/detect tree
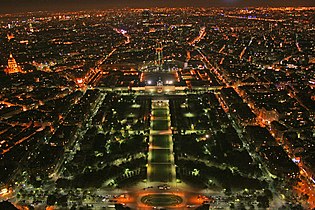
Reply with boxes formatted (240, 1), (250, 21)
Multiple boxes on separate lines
(56, 178), (71, 188)
(257, 195), (269, 208)
(196, 204), (210, 210)
(238, 203), (246, 210)
(57, 195), (68, 207)
(47, 194), (57, 206)
(264, 189), (273, 199)
(0, 201), (18, 210)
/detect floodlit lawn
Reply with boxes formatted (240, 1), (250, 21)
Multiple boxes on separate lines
(152, 135), (171, 148)
(149, 163), (173, 182)
(151, 149), (171, 163)
(152, 120), (169, 130)
(152, 108), (168, 117)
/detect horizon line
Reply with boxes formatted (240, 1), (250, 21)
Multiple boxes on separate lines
(1, 6), (315, 16)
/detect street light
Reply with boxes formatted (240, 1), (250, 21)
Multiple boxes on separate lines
(124, 168), (130, 175)
(192, 169), (200, 176)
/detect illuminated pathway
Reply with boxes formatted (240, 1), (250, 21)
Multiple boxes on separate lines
(148, 100), (176, 183)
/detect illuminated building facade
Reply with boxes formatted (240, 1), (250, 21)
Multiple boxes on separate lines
(4, 54), (23, 74)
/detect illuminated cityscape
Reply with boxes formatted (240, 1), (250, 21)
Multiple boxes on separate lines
(0, 5), (314, 210)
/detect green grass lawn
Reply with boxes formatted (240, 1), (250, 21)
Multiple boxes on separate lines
(152, 135), (171, 148)
(152, 120), (169, 130)
(149, 163), (173, 182)
(151, 149), (171, 163)
(152, 108), (168, 117)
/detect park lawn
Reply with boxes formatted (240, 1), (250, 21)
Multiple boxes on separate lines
(152, 135), (171, 148)
(152, 120), (169, 130)
(151, 149), (171, 163)
(149, 163), (173, 182)
(152, 108), (168, 117)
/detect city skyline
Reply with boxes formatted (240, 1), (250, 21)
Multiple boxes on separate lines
(0, 0), (315, 13)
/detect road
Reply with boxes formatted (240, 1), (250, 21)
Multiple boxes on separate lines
(189, 27), (206, 46)
(52, 91), (107, 179)
(84, 26), (131, 86)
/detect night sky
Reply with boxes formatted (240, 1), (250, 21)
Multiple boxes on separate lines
(0, 0), (314, 13)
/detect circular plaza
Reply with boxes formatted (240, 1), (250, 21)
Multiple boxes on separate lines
(141, 193), (183, 207)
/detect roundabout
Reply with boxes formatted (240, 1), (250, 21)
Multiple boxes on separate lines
(141, 193), (183, 207)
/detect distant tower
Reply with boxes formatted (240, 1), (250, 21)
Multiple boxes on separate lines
(155, 42), (163, 70)
(7, 33), (14, 41)
(5, 53), (22, 74)
(29, 23), (34, 33)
